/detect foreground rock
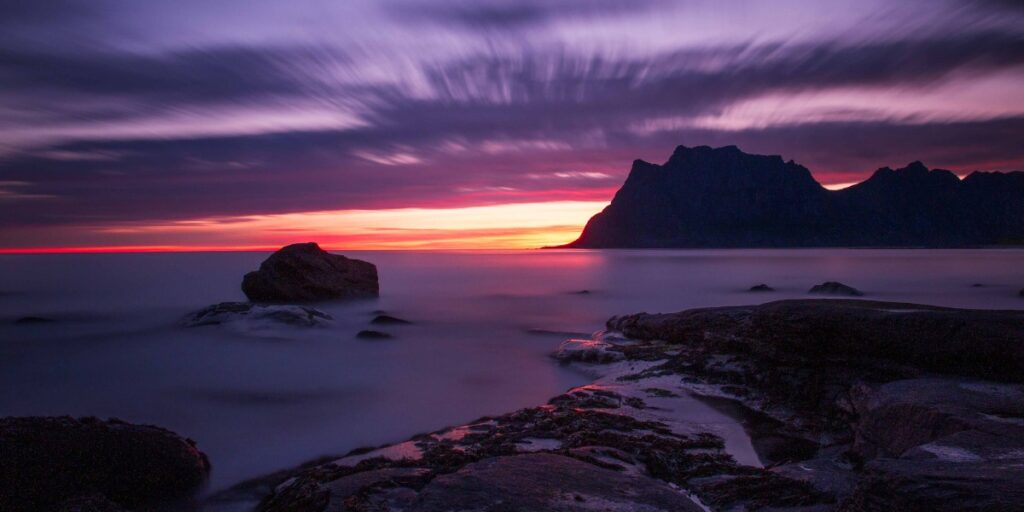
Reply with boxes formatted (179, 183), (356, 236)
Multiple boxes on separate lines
(242, 243), (379, 302)
(808, 281), (863, 296)
(0, 416), (210, 512)
(414, 453), (703, 511)
(184, 301), (332, 327)
(608, 299), (1024, 510)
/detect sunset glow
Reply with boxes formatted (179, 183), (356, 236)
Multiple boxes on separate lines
(0, 201), (609, 253)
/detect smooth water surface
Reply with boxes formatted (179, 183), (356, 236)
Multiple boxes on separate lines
(2, 249), (1023, 491)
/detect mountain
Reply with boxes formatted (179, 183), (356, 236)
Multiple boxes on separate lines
(563, 145), (1024, 248)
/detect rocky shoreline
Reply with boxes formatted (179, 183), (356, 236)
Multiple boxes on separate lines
(206, 298), (1024, 512)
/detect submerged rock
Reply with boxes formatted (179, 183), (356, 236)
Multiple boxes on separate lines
(370, 314), (413, 325)
(748, 283), (774, 292)
(242, 242), (378, 302)
(808, 281), (863, 296)
(184, 302), (332, 327)
(357, 330), (393, 340)
(0, 416), (210, 512)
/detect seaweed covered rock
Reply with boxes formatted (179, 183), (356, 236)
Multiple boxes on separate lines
(0, 416), (210, 512)
(242, 242), (378, 302)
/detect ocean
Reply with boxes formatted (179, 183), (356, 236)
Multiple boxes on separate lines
(2, 249), (1022, 493)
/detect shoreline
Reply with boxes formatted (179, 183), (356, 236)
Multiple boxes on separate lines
(208, 298), (1024, 512)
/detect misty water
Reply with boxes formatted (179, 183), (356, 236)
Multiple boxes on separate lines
(2, 249), (1023, 494)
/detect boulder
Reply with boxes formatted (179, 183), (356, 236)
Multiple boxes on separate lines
(411, 453), (704, 512)
(184, 302), (332, 327)
(808, 281), (863, 296)
(242, 243), (378, 302)
(0, 416), (210, 512)
(749, 284), (774, 292)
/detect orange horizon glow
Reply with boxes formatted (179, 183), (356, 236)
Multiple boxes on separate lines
(0, 200), (609, 254)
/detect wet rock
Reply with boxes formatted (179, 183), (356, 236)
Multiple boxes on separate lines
(0, 416), (210, 512)
(413, 453), (704, 512)
(608, 299), (1024, 509)
(242, 242), (378, 302)
(184, 301), (332, 327)
(609, 299), (1024, 385)
(808, 281), (863, 296)
(748, 283), (774, 292)
(371, 314), (413, 325)
(14, 316), (54, 325)
(553, 338), (625, 363)
(357, 330), (393, 340)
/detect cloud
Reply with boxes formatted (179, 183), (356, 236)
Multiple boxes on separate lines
(1, 23), (1023, 240)
(388, 0), (666, 30)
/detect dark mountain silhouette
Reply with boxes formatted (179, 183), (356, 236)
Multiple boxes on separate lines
(563, 145), (1024, 248)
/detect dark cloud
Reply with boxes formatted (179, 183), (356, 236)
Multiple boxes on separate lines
(389, 0), (664, 30)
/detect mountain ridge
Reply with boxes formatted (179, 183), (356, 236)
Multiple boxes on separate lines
(561, 145), (1024, 248)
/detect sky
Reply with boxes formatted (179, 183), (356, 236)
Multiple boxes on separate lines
(1, 0), (1023, 251)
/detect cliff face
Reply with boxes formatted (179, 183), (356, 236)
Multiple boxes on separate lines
(565, 145), (1024, 248)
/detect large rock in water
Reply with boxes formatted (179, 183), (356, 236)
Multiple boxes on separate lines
(0, 416), (210, 512)
(242, 242), (378, 302)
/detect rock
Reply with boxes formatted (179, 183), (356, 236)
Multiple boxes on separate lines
(357, 330), (393, 340)
(14, 316), (54, 325)
(0, 416), (210, 512)
(241, 242), (378, 302)
(808, 281), (863, 296)
(748, 283), (774, 292)
(184, 301), (332, 327)
(569, 289), (592, 295)
(371, 314), (412, 325)
(606, 300), (1024, 509)
(412, 453), (704, 512)
(1019, 287), (1023, 297)
(553, 338), (625, 363)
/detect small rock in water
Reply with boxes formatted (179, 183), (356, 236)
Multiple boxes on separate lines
(14, 316), (54, 325)
(184, 302), (332, 327)
(241, 242), (378, 302)
(748, 284), (774, 292)
(370, 314), (412, 325)
(357, 330), (393, 340)
(808, 281), (863, 296)
(971, 283), (985, 288)
(1019, 288), (1024, 297)
(0, 416), (210, 512)
(569, 289), (592, 295)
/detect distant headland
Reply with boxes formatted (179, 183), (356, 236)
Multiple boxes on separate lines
(560, 145), (1024, 248)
